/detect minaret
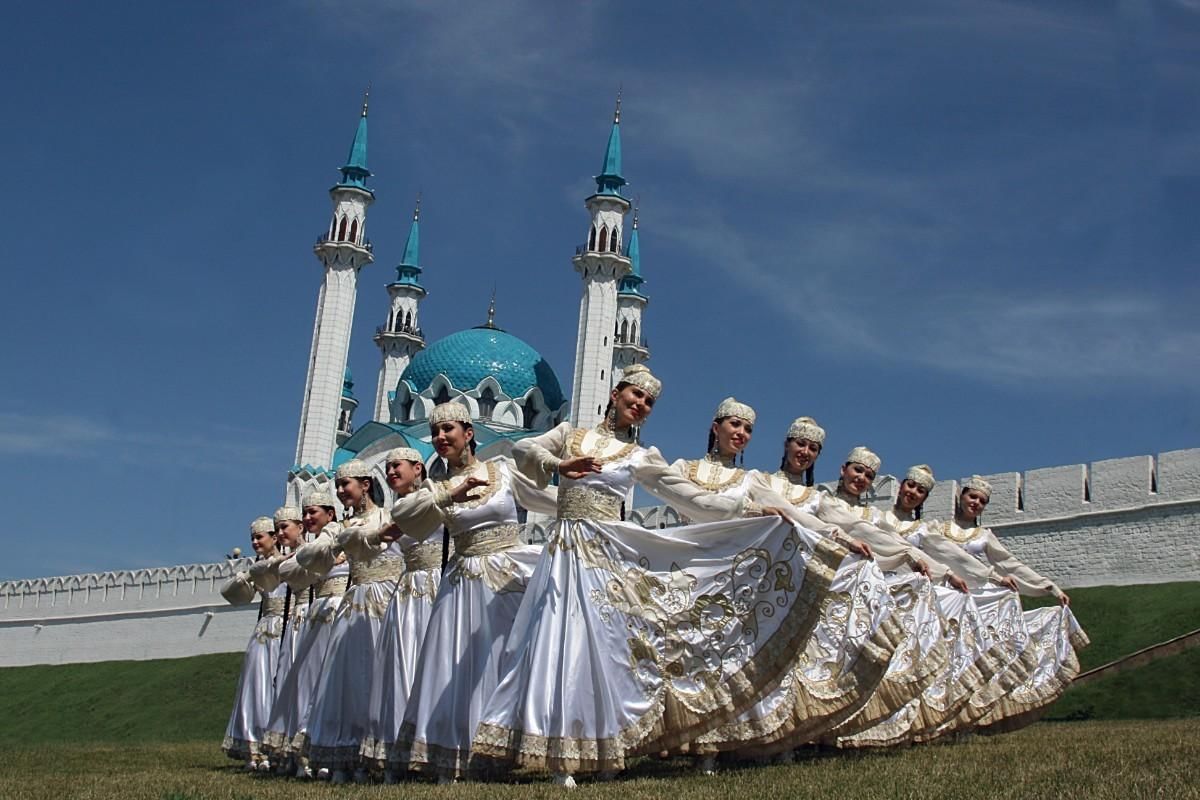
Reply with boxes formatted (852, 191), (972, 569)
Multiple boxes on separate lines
(287, 94), (375, 503)
(372, 198), (427, 422)
(612, 205), (649, 386)
(337, 367), (358, 445)
(568, 95), (633, 429)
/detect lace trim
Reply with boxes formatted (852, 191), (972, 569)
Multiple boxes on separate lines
(556, 486), (622, 521)
(350, 556), (405, 585)
(684, 458), (746, 492)
(568, 428), (637, 465)
(222, 735), (266, 759)
(942, 520), (984, 544)
(316, 575), (349, 598)
(438, 460), (501, 512)
(306, 742), (366, 771)
(454, 523), (522, 557)
(404, 541), (442, 571)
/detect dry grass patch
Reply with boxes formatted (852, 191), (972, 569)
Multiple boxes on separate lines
(0, 720), (1196, 800)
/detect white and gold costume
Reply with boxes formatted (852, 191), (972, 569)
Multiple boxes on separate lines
(389, 455), (556, 779)
(471, 419), (849, 775)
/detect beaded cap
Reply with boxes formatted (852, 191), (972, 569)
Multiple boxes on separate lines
(715, 397), (756, 425)
(618, 364), (662, 399)
(845, 446), (881, 472)
(961, 475), (992, 499)
(429, 402), (471, 426)
(385, 447), (424, 464)
(906, 464), (935, 491)
(273, 506), (303, 523)
(335, 459), (372, 480)
(786, 416), (826, 445)
(302, 490), (337, 509)
(250, 516), (275, 535)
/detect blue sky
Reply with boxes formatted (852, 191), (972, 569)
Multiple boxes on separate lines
(1, 0), (1197, 579)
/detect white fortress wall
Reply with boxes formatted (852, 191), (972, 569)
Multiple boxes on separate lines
(0, 560), (260, 668)
(2, 449), (1197, 667)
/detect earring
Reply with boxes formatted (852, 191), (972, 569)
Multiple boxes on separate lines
(459, 447), (471, 468)
(605, 405), (617, 427)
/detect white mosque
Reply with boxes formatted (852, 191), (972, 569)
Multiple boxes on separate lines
(283, 95), (648, 506)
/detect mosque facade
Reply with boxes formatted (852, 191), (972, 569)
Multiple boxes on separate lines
(284, 96), (647, 507)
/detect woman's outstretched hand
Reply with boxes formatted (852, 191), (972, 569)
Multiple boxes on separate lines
(558, 456), (602, 479)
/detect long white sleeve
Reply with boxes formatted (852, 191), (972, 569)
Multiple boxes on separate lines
(817, 494), (935, 575)
(246, 555), (283, 592)
(634, 448), (745, 523)
(389, 482), (452, 542)
(983, 530), (1064, 599)
(294, 522), (342, 572)
(336, 507), (391, 560)
(277, 554), (324, 591)
(504, 457), (561, 515)
(511, 422), (573, 488)
(219, 571), (256, 605)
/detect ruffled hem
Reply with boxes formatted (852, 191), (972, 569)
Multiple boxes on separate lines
(221, 736), (265, 760)
(306, 743), (365, 771)
(394, 729), (477, 779)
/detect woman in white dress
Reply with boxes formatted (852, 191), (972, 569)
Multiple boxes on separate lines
(299, 459), (397, 783)
(389, 403), (558, 783)
(358, 447), (441, 782)
(472, 366), (857, 785)
(269, 506), (306, 702)
(839, 465), (1003, 748)
(805, 444), (958, 740)
(929, 476), (1089, 736)
(668, 402), (899, 766)
(262, 491), (346, 776)
(220, 516), (288, 771)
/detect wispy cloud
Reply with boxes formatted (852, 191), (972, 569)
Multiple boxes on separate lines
(0, 411), (277, 472)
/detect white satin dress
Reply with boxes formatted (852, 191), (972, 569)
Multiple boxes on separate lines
(472, 423), (857, 775)
(389, 457), (556, 779)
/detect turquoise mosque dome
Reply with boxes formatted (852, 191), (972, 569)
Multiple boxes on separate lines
(399, 325), (565, 410)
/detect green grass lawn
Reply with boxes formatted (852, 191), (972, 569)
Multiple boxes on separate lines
(0, 720), (1195, 800)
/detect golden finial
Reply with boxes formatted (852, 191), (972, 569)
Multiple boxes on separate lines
(413, 192), (421, 222)
(484, 288), (497, 329)
(633, 196), (640, 229)
(614, 86), (622, 124)
(361, 86), (370, 117)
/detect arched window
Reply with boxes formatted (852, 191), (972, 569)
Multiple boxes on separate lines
(610, 228), (620, 253)
(348, 218), (359, 244)
(434, 384), (451, 406)
(336, 216), (348, 241)
(522, 400), (537, 429)
(630, 321), (638, 344)
(395, 394), (412, 422)
(598, 226), (608, 253)
(405, 310), (413, 327)
(588, 225), (597, 251)
(478, 386), (497, 419)
(619, 319), (629, 343)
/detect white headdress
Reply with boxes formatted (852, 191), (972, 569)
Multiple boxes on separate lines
(429, 403), (472, 426)
(961, 475), (992, 499)
(273, 506), (302, 523)
(715, 397), (756, 425)
(906, 464), (935, 491)
(302, 490), (337, 509)
(250, 516), (275, 535)
(334, 459), (372, 479)
(385, 447), (423, 465)
(786, 416), (826, 445)
(845, 446), (881, 472)
(618, 364), (662, 400)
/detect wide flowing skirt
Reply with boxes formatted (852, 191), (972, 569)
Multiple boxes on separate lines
(359, 567), (442, 769)
(839, 585), (1003, 748)
(688, 554), (901, 756)
(263, 594), (342, 756)
(472, 515), (846, 775)
(222, 614), (283, 760)
(975, 604), (1089, 733)
(272, 601), (310, 701)
(305, 579), (399, 770)
(392, 544), (542, 778)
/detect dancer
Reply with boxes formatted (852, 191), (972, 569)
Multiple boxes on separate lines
(262, 491), (346, 776)
(389, 403), (558, 783)
(473, 366), (852, 786)
(358, 447), (441, 783)
(667, 401), (898, 767)
(934, 476), (1088, 734)
(840, 465), (1001, 747)
(220, 516), (287, 771)
(299, 459), (395, 784)
(270, 506), (307, 699)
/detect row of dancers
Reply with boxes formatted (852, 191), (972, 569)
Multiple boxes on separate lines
(220, 364), (1089, 786)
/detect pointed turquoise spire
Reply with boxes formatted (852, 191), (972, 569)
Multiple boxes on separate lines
(392, 196), (424, 287)
(342, 366), (356, 398)
(594, 91), (626, 197)
(619, 205), (646, 296)
(338, 90), (372, 190)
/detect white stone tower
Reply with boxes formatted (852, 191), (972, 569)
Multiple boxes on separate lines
(287, 96), (375, 504)
(612, 205), (649, 386)
(372, 199), (427, 421)
(569, 97), (633, 429)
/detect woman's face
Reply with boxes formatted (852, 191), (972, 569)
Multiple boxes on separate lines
(250, 529), (276, 556)
(611, 385), (655, 429)
(335, 476), (368, 508)
(896, 478), (929, 513)
(431, 421), (472, 463)
(274, 519), (305, 550)
(386, 459), (423, 494)
(711, 416), (753, 458)
(303, 505), (335, 533)
(783, 438), (822, 474)
(960, 488), (989, 520)
(841, 461), (877, 496)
